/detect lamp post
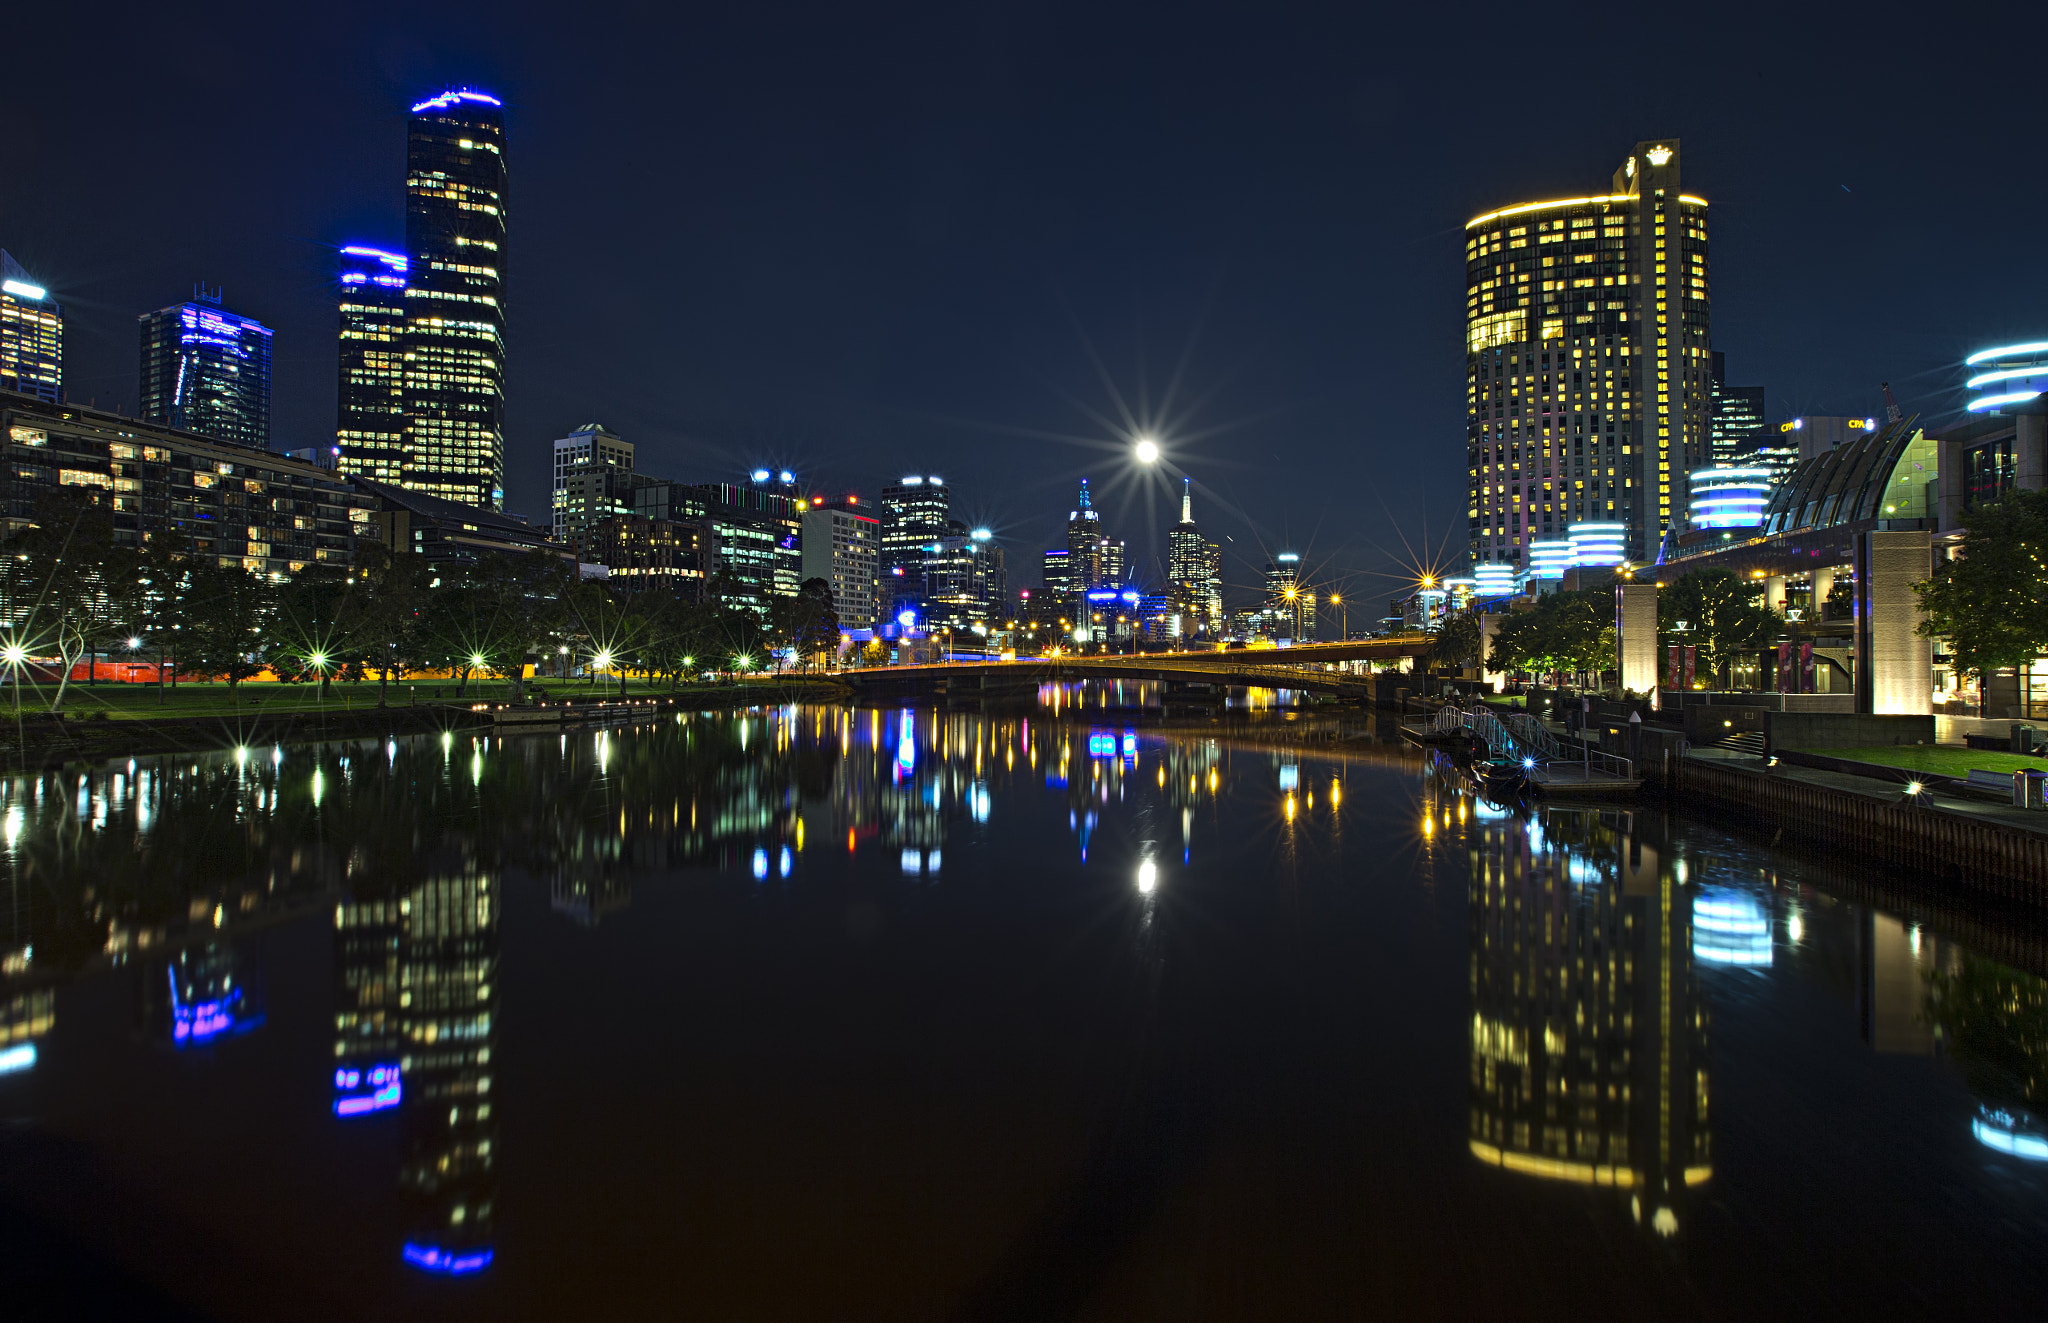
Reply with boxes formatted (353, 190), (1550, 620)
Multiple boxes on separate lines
(1330, 592), (1345, 642)
(1670, 619), (1693, 696)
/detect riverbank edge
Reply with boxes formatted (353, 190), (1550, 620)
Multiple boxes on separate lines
(1677, 754), (2048, 907)
(7, 679), (856, 768)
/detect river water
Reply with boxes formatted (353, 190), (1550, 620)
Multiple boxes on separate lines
(3, 704), (2046, 1320)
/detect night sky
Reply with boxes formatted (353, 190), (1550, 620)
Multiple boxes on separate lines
(7, 1), (2042, 607)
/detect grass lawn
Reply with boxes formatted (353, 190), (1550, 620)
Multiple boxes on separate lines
(10, 678), (591, 721)
(1792, 744), (2048, 777)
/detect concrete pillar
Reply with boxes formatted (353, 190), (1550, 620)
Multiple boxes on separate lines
(2018, 415), (2048, 494)
(1855, 529), (1932, 716)
(1617, 581), (1658, 701)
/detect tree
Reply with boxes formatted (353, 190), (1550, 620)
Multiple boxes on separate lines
(770, 578), (840, 669)
(272, 563), (360, 692)
(1427, 610), (1483, 672)
(0, 489), (140, 712)
(1658, 568), (1784, 690)
(1916, 489), (2048, 714)
(348, 544), (434, 705)
(1488, 587), (1615, 685)
(175, 560), (275, 688)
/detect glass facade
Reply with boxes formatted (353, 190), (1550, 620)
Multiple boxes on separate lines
(1466, 141), (1710, 569)
(1708, 351), (1765, 465)
(335, 247), (408, 481)
(0, 250), (60, 404)
(138, 293), (273, 450)
(402, 91), (508, 511)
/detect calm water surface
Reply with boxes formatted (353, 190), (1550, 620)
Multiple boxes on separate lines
(3, 703), (2047, 1320)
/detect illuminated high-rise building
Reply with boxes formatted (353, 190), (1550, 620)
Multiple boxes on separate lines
(1467, 808), (1710, 1235)
(550, 423), (633, 544)
(139, 288), (273, 449)
(402, 89), (508, 511)
(335, 246), (409, 481)
(1064, 479), (1105, 597)
(1167, 477), (1221, 635)
(0, 250), (61, 403)
(1465, 139), (1709, 567)
(879, 475), (949, 585)
(398, 869), (498, 1277)
(1709, 351), (1765, 465)
(1263, 552), (1305, 639)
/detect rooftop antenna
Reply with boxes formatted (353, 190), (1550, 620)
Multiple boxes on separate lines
(1881, 382), (1903, 424)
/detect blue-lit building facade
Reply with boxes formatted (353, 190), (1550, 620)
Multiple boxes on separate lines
(336, 247), (409, 482)
(402, 90), (508, 511)
(0, 250), (60, 404)
(138, 290), (273, 450)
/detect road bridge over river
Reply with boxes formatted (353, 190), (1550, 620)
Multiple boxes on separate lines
(839, 636), (1436, 700)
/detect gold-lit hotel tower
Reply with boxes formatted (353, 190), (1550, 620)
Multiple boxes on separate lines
(1465, 141), (1710, 568)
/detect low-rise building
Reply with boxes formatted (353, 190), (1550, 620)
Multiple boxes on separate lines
(1, 388), (378, 573)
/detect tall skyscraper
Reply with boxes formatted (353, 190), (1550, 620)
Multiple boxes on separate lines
(879, 475), (949, 620)
(0, 251), (60, 403)
(335, 246), (409, 481)
(1166, 477), (1221, 636)
(139, 288), (273, 449)
(1709, 351), (1765, 465)
(1465, 140), (1709, 567)
(1264, 552), (1305, 640)
(1065, 479), (1105, 594)
(402, 89), (508, 511)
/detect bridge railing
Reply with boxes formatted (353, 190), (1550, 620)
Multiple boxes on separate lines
(1432, 705), (1634, 782)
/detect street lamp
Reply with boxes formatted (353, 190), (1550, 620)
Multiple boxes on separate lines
(1330, 592), (1346, 641)
(1135, 437), (1159, 464)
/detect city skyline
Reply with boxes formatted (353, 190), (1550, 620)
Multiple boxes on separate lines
(8, 7), (2048, 591)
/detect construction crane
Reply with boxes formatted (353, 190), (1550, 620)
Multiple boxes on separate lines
(1881, 381), (1903, 424)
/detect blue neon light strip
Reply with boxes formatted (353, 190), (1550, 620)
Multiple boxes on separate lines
(411, 90), (503, 113)
(1974, 1115), (2048, 1161)
(1965, 341), (2048, 367)
(1968, 390), (2045, 414)
(0, 1042), (34, 1074)
(402, 1243), (495, 1275)
(333, 1063), (403, 1116)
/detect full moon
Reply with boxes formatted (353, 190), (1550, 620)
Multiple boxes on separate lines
(1134, 437), (1160, 463)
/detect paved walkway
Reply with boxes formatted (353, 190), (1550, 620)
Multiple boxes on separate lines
(1685, 746), (2048, 839)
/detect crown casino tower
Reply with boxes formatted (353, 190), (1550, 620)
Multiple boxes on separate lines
(1464, 140), (1709, 570)
(400, 90), (508, 511)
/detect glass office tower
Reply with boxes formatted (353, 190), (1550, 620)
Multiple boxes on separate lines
(335, 247), (409, 481)
(402, 89), (508, 511)
(138, 288), (273, 449)
(0, 250), (61, 403)
(1465, 140), (1710, 568)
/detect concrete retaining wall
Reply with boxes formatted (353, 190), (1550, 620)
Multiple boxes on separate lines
(1681, 756), (2048, 902)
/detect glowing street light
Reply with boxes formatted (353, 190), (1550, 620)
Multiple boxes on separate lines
(1134, 437), (1160, 464)
(469, 652), (488, 671)
(127, 636), (143, 651)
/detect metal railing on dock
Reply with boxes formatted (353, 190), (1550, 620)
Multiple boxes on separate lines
(1432, 705), (1636, 785)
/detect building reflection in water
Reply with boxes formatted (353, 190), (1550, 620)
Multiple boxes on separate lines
(336, 868), (498, 1276)
(1463, 794), (1710, 1238)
